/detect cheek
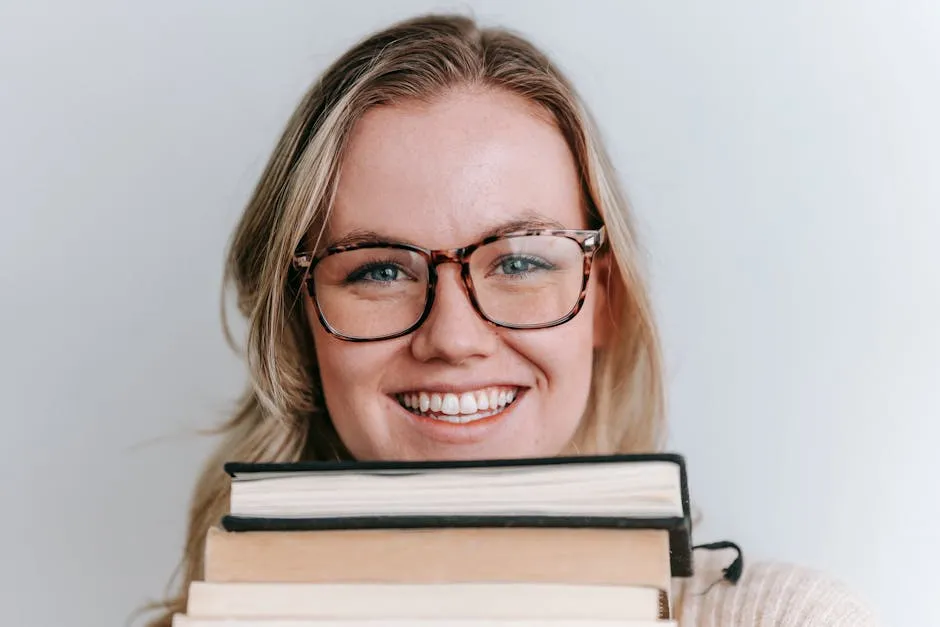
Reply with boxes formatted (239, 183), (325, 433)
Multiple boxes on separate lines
(508, 296), (597, 393)
(308, 310), (395, 414)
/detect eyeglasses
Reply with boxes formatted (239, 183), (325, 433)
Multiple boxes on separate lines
(292, 226), (606, 342)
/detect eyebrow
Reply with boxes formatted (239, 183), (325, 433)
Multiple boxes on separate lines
(324, 212), (569, 250)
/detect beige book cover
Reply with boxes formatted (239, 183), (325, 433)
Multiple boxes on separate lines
(185, 581), (664, 621)
(203, 526), (671, 591)
(172, 617), (678, 627)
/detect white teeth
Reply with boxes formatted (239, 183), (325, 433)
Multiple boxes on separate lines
(441, 393), (460, 415)
(434, 414), (475, 424)
(459, 392), (477, 415)
(397, 387), (520, 421)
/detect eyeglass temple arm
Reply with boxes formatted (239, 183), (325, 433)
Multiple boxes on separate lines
(292, 253), (314, 270)
(585, 225), (606, 251)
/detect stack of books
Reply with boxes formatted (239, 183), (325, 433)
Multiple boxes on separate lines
(171, 453), (693, 626)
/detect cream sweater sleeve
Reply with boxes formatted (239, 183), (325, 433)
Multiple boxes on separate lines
(671, 548), (882, 627)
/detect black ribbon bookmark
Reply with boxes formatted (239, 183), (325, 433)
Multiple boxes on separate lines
(692, 540), (744, 595)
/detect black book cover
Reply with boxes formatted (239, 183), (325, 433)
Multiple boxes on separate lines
(219, 453), (694, 577)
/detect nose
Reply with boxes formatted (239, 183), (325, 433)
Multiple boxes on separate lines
(409, 264), (499, 365)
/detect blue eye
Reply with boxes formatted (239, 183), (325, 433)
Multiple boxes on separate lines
(501, 258), (535, 275)
(494, 255), (553, 276)
(346, 263), (406, 284)
(366, 266), (400, 282)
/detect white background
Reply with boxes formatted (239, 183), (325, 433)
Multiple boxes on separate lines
(1, 1), (937, 625)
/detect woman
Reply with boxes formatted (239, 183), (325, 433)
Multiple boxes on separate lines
(146, 13), (878, 627)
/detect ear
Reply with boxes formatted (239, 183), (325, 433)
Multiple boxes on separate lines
(591, 253), (615, 348)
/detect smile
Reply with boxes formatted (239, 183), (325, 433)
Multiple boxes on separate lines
(395, 386), (521, 424)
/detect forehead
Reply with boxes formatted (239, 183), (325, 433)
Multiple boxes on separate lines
(327, 88), (587, 248)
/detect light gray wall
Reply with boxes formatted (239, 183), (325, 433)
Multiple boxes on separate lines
(1, 1), (936, 625)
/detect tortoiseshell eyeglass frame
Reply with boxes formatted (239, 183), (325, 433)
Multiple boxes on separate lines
(291, 226), (607, 342)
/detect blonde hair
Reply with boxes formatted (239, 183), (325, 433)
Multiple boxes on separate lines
(141, 12), (665, 626)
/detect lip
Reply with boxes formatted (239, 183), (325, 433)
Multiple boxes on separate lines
(386, 388), (527, 446)
(388, 382), (529, 395)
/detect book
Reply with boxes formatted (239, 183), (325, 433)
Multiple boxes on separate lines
(220, 453), (693, 577)
(173, 619), (677, 627)
(184, 581), (664, 621)
(203, 526), (672, 590)
(170, 453), (691, 625)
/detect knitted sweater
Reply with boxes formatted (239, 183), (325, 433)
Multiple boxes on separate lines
(671, 548), (881, 626)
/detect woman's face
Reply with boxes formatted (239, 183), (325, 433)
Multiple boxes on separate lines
(306, 88), (608, 461)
